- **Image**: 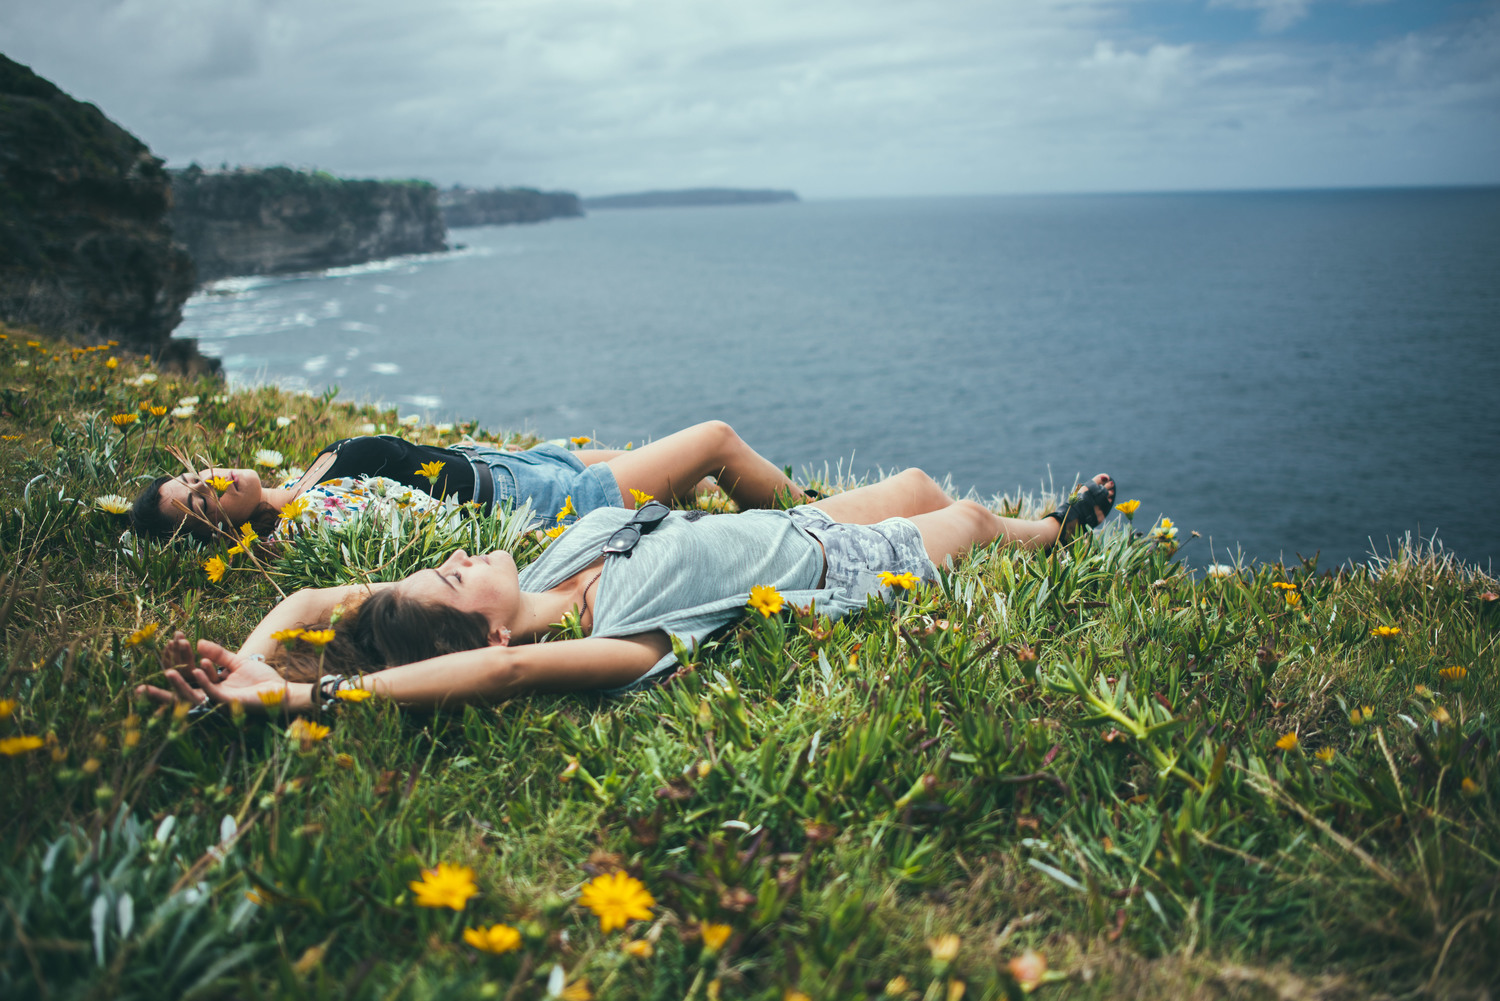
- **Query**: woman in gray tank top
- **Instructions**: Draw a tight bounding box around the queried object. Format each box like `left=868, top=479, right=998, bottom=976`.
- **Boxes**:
left=139, top=472, right=1116, bottom=713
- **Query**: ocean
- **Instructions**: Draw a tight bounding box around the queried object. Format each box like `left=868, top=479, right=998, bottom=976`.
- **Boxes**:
left=174, top=188, right=1500, bottom=571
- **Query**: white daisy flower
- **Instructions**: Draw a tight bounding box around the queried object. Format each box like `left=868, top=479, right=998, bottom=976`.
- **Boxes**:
left=1206, top=564, right=1236, bottom=579
left=399, top=414, right=422, bottom=428
left=276, top=416, right=294, bottom=428
left=254, top=449, right=284, bottom=468
left=170, top=405, right=196, bottom=418
left=356, top=423, right=376, bottom=434
left=177, top=395, right=200, bottom=406
left=94, top=494, right=131, bottom=514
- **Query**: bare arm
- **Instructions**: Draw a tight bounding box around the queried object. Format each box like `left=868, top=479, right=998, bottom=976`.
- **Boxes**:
left=168, top=630, right=671, bottom=713
left=238, top=582, right=397, bottom=659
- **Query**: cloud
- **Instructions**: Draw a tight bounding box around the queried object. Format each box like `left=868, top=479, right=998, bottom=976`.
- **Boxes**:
left=1, top=0, right=1496, bottom=196
left=1209, top=0, right=1314, bottom=33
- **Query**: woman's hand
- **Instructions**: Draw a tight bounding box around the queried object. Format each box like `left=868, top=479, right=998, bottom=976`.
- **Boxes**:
left=137, top=637, right=310, bottom=713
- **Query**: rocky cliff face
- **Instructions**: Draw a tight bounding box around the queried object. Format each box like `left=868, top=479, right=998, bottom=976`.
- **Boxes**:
left=169, top=167, right=448, bottom=281
left=439, top=186, right=582, bottom=228
left=0, top=55, right=203, bottom=368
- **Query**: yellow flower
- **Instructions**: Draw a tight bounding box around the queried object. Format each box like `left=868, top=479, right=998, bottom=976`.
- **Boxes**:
left=271, top=628, right=305, bottom=647
left=556, top=495, right=576, bottom=522
left=1371, top=625, right=1402, bottom=639
left=1283, top=591, right=1302, bottom=607
left=786, top=992, right=812, bottom=1001
left=1315, top=747, right=1336, bottom=763
left=203, top=556, right=228, bottom=582
left=300, top=629, right=336, bottom=649
left=287, top=719, right=331, bottom=743
left=1275, top=732, right=1299, bottom=751
left=1271, top=581, right=1297, bottom=590
left=0, top=699, right=15, bottom=719
left=747, top=584, right=785, bottom=618
left=257, top=689, right=285, bottom=708
left=927, top=933, right=961, bottom=964
left=577, top=870, right=655, bottom=932
left=884, top=977, right=911, bottom=997
left=279, top=497, right=310, bottom=525
left=545, top=525, right=568, bottom=539
left=127, top=623, right=159, bottom=646
left=878, top=571, right=919, bottom=590
left=1115, top=499, right=1140, bottom=516
left=206, top=475, right=234, bottom=493
left=1461, top=777, right=1481, bottom=798
left=110, top=413, right=138, bottom=428
left=0, top=735, right=44, bottom=756
left=1348, top=708, right=1364, bottom=726
left=1431, top=706, right=1452, bottom=725
left=1438, top=665, right=1467, bottom=682
left=409, top=862, right=479, bottom=910
left=153, top=406, right=172, bottom=417
left=561, top=980, right=593, bottom=1001
left=629, top=489, right=655, bottom=507
left=1159, top=517, right=1174, bottom=530
left=105, top=356, right=118, bottom=369
left=700, top=922, right=732, bottom=952
left=418, top=460, right=446, bottom=483
left=463, top=923, right=522, bottom=954
left=570, top=436, right=592, bottom=446
left=622, top=939, right=654, bottom=959
left=94, top=494, right=131, bottom=514
left=335, top=688, right=372, bottom=703
left=1007, top=950, right=1048, bottom=990
left=238, top=522, right=259, bottom=544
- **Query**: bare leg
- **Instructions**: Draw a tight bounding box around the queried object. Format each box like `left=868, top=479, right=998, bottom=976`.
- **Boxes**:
left=809, top=468, right=954, bottom=524
left=908, top=473, right=1116, bottom=563
left=908, top=501, right=1058, bottom=563
left=602, top=421, right=804, bottom=509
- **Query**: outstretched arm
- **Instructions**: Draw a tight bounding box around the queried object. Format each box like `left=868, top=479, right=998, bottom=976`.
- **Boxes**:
left=147, top=631, right=670, bottom=713
left=237, top=582, right=397, bottom=659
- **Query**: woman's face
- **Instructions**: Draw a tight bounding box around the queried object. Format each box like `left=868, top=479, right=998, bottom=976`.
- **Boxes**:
left=401, top=549, right=520, bottom=642
left=157, top=467, right=265, bottom=533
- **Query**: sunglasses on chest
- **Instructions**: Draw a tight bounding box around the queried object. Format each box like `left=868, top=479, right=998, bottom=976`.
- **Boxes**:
left=601, top=500, right=671, bottom=557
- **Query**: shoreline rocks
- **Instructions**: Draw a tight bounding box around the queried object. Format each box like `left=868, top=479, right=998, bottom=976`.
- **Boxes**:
left=168, top=166, right=448, bottom=282
left=0, top=55, right=206, bottom=370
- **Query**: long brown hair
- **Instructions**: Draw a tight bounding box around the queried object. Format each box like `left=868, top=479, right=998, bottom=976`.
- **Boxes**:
left=269, top=587, right=493, bottom=682
left=129, top=475, right=280, bottom=543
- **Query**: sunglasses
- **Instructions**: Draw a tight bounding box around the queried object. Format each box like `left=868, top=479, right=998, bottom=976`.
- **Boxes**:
left=602, top=501, right=671, bottom=557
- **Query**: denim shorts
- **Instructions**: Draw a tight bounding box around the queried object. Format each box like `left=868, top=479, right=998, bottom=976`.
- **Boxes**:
left=786, top=506, right=938, bottom=604
left=464, top=442, right=623, bottom=528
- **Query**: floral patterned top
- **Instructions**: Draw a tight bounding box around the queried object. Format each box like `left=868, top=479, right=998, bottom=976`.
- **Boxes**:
left=273, top=475, right=450, bottom=537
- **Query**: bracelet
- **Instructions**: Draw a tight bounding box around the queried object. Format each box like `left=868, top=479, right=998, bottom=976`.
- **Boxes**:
left=317, top=674, right=346, bottom=710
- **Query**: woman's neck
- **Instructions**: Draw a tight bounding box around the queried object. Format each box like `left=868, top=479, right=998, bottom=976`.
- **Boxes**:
left=509, top=561, right=602, bottom=642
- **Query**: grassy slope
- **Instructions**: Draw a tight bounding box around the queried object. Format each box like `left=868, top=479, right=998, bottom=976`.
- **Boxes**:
left=1, top=324, right=1496, bottom=1001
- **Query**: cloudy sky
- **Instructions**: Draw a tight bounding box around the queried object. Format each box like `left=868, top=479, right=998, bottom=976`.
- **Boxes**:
left=4, top=0, right=1497, bottom=197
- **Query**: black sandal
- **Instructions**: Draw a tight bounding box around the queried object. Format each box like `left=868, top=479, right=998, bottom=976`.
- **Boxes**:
left=1044, top=476, right=1116, bottom=547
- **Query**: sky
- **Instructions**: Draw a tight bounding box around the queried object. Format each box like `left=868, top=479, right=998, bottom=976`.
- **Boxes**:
left=3, top=0, right=1497, bottom=198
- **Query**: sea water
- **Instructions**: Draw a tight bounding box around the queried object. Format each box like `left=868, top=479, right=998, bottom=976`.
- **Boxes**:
left=175, top=188, right=1500, bottom=570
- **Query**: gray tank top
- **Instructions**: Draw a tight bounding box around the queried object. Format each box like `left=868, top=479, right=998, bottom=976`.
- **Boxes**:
left=517, top=507, right=861, bottom=691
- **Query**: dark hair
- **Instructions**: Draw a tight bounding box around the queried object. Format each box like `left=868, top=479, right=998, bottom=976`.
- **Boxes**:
left=269, top=587, right=493, bottom=683
left=129, top=475, right=281, bottom=542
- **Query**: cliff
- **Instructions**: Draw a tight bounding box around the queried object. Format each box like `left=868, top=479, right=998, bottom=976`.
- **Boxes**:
left=438, top=186, right=583, bottom=228
left=0, top=55, right=203, bottom=368
left=168, top=166, right=448, bottom=281
left=583, top=188, right=799, bottom=210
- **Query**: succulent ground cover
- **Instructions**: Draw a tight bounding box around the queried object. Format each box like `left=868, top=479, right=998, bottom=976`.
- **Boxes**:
left=1, top=323, right=1496, bottom=1000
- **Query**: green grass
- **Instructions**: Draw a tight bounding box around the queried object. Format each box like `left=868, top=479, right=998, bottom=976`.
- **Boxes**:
left=1, top=324, right=1497, bottom=1001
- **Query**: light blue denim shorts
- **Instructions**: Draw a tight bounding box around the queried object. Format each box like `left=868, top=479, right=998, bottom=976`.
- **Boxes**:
left=467, top=443, right=623, bottom=528
left=786, top=506, right=939, bottom=604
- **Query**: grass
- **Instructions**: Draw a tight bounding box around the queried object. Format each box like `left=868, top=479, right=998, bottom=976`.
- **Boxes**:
left=1, top=322, right=1497, bottom=1000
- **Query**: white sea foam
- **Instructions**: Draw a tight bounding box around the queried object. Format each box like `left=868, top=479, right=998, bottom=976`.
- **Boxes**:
left=369, top=362, right=401, bottom=375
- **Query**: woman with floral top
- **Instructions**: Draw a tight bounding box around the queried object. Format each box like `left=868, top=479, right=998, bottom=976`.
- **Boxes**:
left=129, top=420, right=838, bottom=543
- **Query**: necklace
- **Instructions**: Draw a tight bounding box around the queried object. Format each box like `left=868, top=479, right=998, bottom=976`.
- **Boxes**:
left=578, top=570, right=603, bottom=626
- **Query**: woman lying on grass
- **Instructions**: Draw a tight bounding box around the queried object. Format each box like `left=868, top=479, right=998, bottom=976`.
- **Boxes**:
left=139, top=472, right=1117, bottom=713
left=128, top=420, right=815, bottom=542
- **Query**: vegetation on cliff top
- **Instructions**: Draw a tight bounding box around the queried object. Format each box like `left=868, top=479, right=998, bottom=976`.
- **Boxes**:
left=1, top=322, right=1496, bottom=1000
